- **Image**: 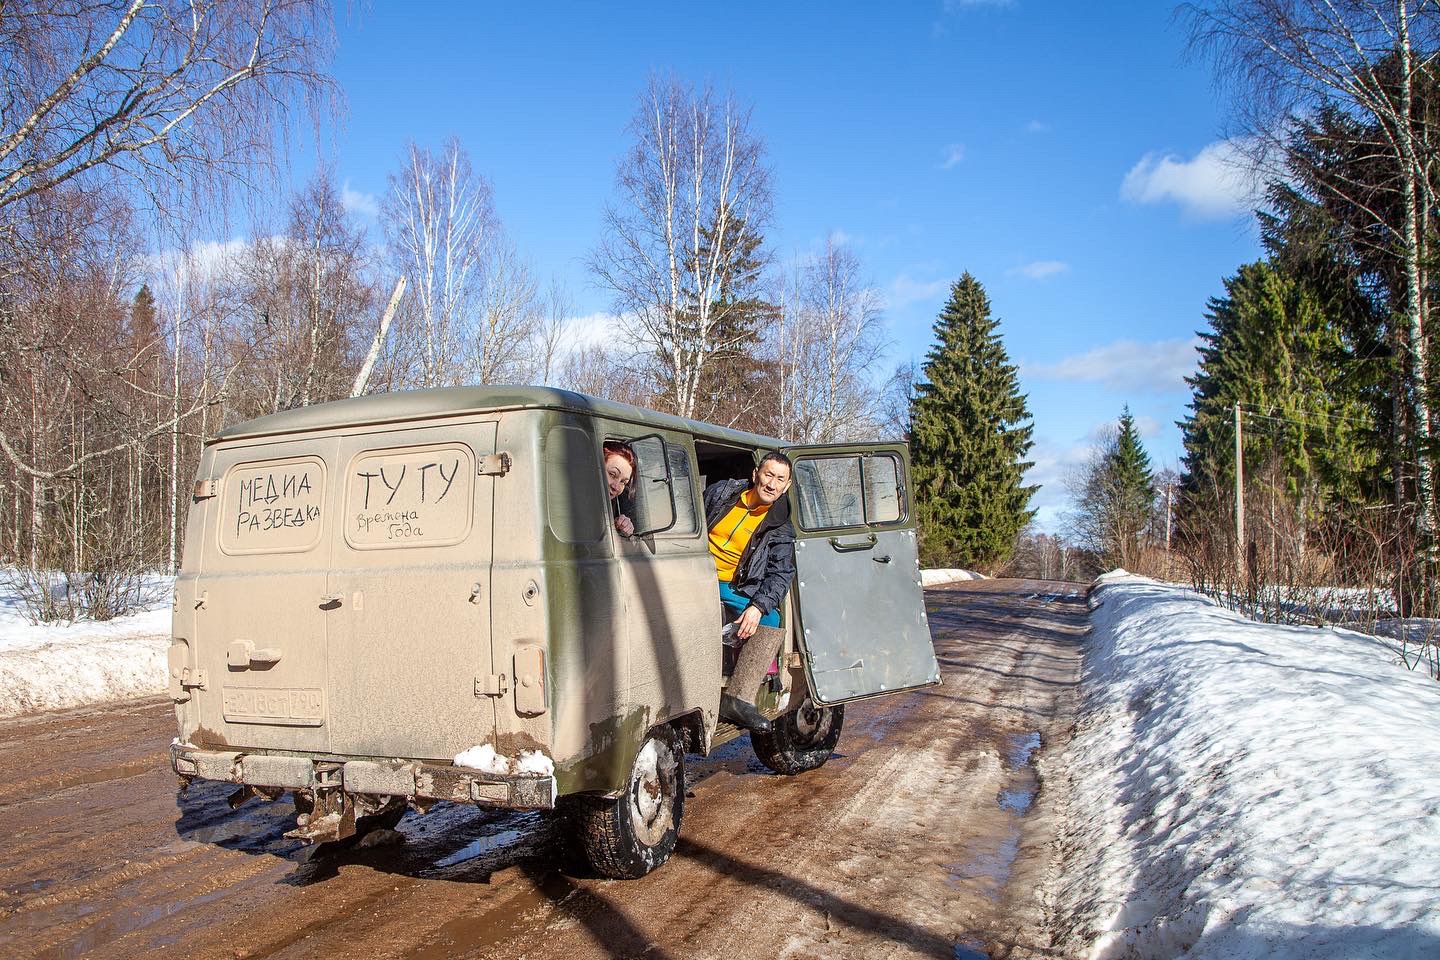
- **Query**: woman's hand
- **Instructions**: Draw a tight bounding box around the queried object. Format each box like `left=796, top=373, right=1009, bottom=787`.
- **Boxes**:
left=615, top=514, right=634, bottom=537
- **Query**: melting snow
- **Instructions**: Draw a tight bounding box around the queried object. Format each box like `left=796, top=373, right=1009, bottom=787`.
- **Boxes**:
left=921, top=568, right=986, bottom=586
left=453, top=744, right=510, bottom=775
left=515, top=750, right=554, bottom=776
left=0, top=574, right=174, bottom=718
left=1054, top=572, right=1440, bottom=959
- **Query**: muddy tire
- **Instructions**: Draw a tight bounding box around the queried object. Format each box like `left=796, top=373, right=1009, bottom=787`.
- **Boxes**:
left=567, top=725, right=684, bottom=879
left=751, top=700, right=844, bottom=775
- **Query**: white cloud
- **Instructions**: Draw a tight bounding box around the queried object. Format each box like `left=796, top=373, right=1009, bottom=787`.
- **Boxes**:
left=1121, top=138, right=1262, bottom=220
left=561, top=312, right=625, bottom=350
left=1026, top=119, right=1049, bottom=134
left=1008, top=259, right=1070, bottom=280
left=939, top=143, right=966, bottom=170
left=886, top=272, right=950, bottom=310
left=1024, top=337, right=1200, bottom=394
left=342, top=180, right=380, bottom=219
left=142, top=236, right=249, bottom=285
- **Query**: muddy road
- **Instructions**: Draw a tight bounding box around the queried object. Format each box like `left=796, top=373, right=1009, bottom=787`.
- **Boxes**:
left=0, top=578, right=1087, bottom=960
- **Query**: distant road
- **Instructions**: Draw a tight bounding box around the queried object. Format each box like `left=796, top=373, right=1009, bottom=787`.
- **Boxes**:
left=0, top=579, right=1087, bottom=960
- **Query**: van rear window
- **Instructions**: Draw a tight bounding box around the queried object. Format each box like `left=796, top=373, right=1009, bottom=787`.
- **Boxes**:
left=219, top=456, right=326, bottom=555
left=344, top=443, right=474, bottom=549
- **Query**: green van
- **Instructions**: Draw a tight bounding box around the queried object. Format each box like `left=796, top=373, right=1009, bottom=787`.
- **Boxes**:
left=168, top=386, right=939, bottom=878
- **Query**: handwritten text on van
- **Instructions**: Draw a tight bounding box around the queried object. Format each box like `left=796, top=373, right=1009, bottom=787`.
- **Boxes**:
left=236, top=469, right=321, bottom=537
left=350, top=456, right=466, bottom=544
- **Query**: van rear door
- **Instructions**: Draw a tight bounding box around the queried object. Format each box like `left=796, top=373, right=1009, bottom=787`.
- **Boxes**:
left=783, top=443, right=939, bottom=705
left=196, top=442, right=337, bottom=752
left=324, top=421, right=498, bottom=760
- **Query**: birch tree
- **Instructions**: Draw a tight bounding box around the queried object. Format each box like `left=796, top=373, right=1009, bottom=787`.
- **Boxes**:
left=382, top=138, right=541, bottom=387
left=774, top=239, right=888, bottom=442
left=591, top=75, right=773, bottom=418
left=0, top=0, right=336, bottom=481
left=1187, top=0, right=1440, bottom=599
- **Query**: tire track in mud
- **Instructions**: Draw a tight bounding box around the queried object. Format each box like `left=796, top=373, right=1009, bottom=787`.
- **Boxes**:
left=0, top=579, right=1087, bottom=960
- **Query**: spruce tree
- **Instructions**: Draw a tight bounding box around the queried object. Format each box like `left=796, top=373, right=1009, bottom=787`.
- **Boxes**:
left=1107, top=407, right=1155, bottom=566
left=1180, top=261, right=1376, bottom=516
left=910, top=273, right=1036, bottom=569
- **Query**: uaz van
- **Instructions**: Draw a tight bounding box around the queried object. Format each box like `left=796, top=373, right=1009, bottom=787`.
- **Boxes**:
left=169, top=386, right=939, bottom=877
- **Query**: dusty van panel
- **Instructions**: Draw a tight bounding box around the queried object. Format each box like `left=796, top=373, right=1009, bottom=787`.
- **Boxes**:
left=531, top=413, right=630, bottom=793
left=189, top=441, right=338, bottom=752
left=612, top=429, right=719, bottom=732
left=324, top=423, right=497, bottom=759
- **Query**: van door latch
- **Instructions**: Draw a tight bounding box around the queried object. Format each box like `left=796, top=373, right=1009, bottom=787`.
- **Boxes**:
left=475, top=673, right=509, bottom=697
left=478, top=452, right=512, bottom=477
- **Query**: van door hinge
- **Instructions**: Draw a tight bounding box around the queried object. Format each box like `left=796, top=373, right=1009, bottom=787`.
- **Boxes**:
left=475, top=673, right=508, bottom=697
left=478, top=452, right=512, bottom=477
left=180, top=668, right=208, bottom=691
left=193, top=478, right=218, bottom=500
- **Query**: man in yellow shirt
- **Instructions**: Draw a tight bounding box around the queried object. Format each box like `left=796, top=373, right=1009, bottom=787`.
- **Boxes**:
left=702, top=452, right=796, bottom=734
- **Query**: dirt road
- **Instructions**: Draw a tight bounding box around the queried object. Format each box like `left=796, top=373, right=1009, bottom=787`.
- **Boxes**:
left=0, top=578, right=1087, bottom=960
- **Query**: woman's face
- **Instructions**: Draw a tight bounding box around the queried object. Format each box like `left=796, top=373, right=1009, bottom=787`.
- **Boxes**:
left=605, top=453, right=633, bottom=499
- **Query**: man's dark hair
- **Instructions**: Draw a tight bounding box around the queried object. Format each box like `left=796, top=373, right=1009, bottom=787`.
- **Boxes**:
left=757, top=450, right=792, bottom=474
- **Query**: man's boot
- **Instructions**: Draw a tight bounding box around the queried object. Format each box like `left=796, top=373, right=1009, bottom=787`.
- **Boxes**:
left=719, top=693, right=772, bottom=735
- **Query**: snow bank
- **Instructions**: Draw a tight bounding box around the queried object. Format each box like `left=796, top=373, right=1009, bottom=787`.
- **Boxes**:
left=0, top=577, right=173, bottom=718
left=1053, top=575, right=1440, bottom=958
left=921, top=568, right=986, bottom=586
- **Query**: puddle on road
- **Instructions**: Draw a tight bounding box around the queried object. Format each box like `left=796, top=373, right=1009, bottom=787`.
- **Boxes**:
left=953, top=938, right=991, bottom=959
left=945, top=730, right=1044, bottom=905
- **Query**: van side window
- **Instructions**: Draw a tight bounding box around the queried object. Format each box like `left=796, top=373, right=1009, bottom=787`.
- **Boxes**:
left=665, top=442, right=699, bottom=536
left=794, top=454, right=906, bottom=530
left=614, top=436, right=699, bottom=538
left=545, top=426, right=605, bottom=543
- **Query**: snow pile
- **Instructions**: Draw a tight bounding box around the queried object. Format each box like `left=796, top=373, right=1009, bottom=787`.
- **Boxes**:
left=0, top=576, right=173, bottom=718
left=515, top=749, right=554, bottom=776
left=453, top=744, right=510, bottom=774
left=921, top=568, right=986, bottom=586
left=1052, top=574, right=1440, bottom=958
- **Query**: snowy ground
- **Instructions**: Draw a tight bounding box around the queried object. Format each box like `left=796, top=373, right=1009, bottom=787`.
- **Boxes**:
left=921, top=568, right=986, bottom=586
left=0, top=575, right=173, bottom=718
left=1051, top=571, right=1440, bottom=959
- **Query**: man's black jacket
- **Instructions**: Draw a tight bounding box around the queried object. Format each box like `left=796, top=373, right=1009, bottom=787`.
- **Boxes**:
left=703, top=477, right=797, bottom=617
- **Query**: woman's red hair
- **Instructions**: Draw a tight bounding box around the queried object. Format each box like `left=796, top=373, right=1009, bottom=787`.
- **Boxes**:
left=603, top=440, right=636, bottom=472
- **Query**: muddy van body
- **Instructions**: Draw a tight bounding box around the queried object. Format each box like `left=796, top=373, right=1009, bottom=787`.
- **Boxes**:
left=170, top=386, right=939, bottom=876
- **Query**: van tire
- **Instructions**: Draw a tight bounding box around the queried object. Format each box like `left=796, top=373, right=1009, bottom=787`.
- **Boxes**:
left=751, top=700, right=844, bottom=775
left=568, top=725, right=684, bottom=879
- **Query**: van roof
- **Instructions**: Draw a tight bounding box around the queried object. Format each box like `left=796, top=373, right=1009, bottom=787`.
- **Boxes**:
left=211, top=385, right=787, bottom=449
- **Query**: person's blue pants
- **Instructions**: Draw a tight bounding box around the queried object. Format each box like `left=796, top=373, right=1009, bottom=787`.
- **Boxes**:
left=718, top=580, right=780, bottom=626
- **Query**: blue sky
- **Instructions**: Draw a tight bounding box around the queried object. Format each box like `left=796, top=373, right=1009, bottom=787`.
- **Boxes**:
left=281, top=0, right=1264, bottom=530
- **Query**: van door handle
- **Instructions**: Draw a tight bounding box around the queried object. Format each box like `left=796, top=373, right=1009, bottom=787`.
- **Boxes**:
left=319, top=594, right=343, bottom=610
left=828, top=534, right=877, bottom=553
left=874, top=554, right=892, bottom=564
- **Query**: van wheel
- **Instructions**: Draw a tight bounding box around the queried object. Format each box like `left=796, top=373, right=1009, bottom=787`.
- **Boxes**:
left=568, top=726, right=684, bottom=879
left=751, top=700, right=844, bottom=775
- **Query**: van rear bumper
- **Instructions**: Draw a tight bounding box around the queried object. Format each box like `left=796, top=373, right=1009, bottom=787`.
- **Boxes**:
left=170, top=744, right=556, bottom=810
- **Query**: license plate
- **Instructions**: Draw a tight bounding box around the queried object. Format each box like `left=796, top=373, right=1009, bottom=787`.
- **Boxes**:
left=223, top=686, right=325, bottom=726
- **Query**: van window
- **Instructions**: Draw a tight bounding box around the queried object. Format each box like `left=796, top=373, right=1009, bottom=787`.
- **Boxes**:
left=665, top=442, right=699, bottom=536
left=218, top=456, right=326, bottom=555
left=793, top=453, right=906, bottom=530
left=862, top=455, right=903, bottom=523
left=545, top=425, right=605, bottom=543
left=345, top=443, right=474, bottom=549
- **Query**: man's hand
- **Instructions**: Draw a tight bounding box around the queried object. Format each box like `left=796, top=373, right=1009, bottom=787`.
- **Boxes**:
left=736, top=605, right=762, bottom=640
left=615, top=514, right=634, bottom=536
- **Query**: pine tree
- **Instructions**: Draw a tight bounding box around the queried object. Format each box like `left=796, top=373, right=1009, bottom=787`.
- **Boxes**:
left=909, top=273, right=1036, bottom=569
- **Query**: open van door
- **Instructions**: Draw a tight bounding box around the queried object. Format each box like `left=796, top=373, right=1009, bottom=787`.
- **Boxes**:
left=783, top=444, right=940, bottom=705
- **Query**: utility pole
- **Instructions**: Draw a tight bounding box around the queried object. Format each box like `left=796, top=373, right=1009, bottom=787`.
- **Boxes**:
left=1234, top=401, right=1245, bottom=575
